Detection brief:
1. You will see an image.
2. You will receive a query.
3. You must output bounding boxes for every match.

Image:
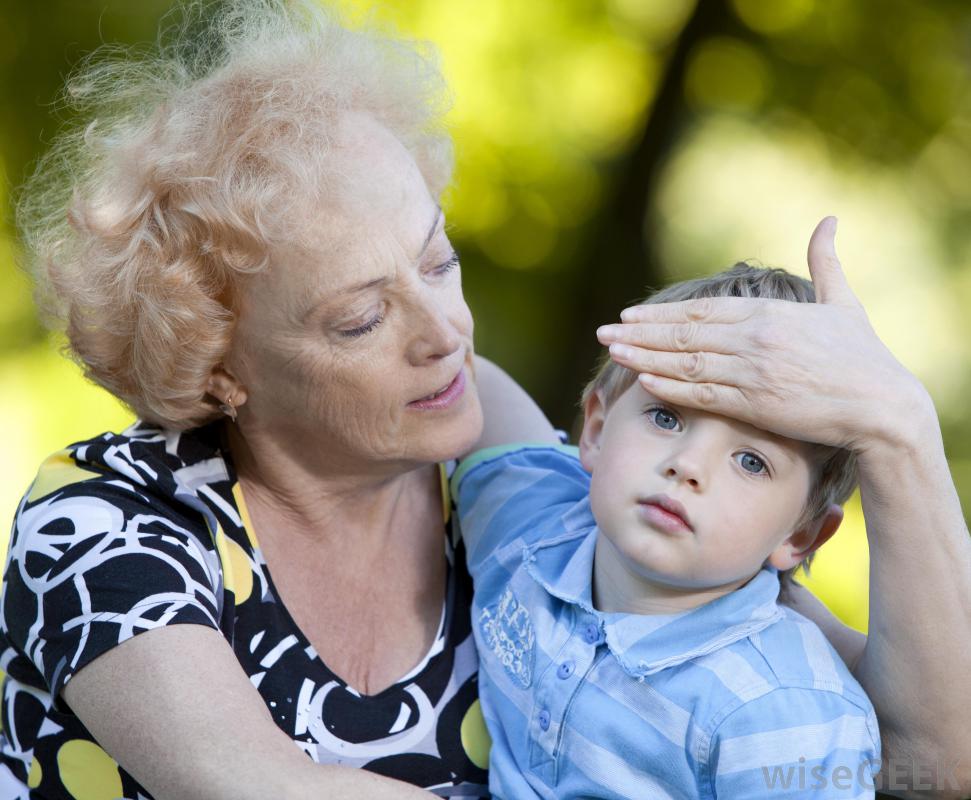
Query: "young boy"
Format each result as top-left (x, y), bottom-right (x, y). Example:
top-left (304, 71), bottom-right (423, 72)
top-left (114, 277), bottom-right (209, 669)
top-left (452, 264), bottom-right (880, 799)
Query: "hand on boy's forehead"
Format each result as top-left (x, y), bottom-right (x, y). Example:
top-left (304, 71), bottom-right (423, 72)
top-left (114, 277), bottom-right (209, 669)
top-left (630, 384), bottom-right (806, 465)
top-left (592, 218), bottom-right (893, 451)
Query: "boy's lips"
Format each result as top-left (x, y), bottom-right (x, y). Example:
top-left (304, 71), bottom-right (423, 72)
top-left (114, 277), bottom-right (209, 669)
top-left (637, 494), bottom-right (693, 532)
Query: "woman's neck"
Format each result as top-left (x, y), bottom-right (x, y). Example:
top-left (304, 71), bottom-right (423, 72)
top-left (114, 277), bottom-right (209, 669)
top-left (223, 420), bottom-right (443, 554)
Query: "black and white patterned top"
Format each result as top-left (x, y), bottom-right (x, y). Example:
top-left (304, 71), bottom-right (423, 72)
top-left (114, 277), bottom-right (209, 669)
top-left (0, 421), bottom-right (490, 799)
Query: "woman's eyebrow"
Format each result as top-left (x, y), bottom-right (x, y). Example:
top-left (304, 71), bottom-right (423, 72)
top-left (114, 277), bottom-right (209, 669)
top-left (335, 206), bottom-right (443, 298)
top-left (301, 207), bottom-right (444, 321)
top-left (412, 206), bottom-right (444, 265)
top-left (334, 275), bottom-right (389, 299)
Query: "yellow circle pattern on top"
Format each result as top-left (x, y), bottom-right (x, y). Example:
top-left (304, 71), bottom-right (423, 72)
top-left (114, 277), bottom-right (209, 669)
top-left (27, 450), bottom-right (102, 504)
top-left (223, 534), bottom-right (254, 605)
top-left (27, 756), bottom-right (42, 789)
top-left (213, 523), bottom-right (254, 606)
top-left (57, 740), bottom-right (123, 800)
top-left (460, 699), bottom-right (492, 770)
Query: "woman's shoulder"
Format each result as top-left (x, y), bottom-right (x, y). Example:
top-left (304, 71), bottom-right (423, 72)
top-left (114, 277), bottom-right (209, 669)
top-left (3, 421), bottom-right (232, 701)
top-left (9, 419), bottom-right (234, 597)
top-left (20, 419), bottom-right (228, 516)
top-left (7, 420), bottom-right (233, 635)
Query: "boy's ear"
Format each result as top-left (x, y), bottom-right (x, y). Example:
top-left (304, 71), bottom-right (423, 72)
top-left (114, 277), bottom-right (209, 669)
top-left (578, 389), bottom-right (607, 473)
top-left (767, 504), bottom-right (844, 571)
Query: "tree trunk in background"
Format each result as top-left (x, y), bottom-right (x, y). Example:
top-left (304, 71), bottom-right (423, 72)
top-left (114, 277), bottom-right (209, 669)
top-left (549, 0), bottom-right (739, 433)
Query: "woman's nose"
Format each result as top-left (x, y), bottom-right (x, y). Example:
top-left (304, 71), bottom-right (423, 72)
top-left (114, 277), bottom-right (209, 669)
top-left (407, 292), bottom-right (463, 364)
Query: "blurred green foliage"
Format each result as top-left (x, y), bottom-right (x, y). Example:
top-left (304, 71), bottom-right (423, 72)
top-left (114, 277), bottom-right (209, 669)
top-left (2, 0), bottom-right (970, 634)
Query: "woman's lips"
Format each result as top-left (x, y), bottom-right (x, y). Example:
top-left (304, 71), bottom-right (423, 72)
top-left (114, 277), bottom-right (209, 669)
top-left (408, 368), bottom-right (466, 410)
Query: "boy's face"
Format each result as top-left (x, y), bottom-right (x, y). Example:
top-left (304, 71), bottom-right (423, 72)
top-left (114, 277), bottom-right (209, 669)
top-left (580, 383), bottom-right (833, 595)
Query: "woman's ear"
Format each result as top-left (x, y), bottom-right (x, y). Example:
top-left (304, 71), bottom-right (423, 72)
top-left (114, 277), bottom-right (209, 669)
top-left (768, 504), bottom-right (844, 571)
top-left (579, 389), bottom-right (607, 473)
top-left (207, 365), bottom-right (248, 410)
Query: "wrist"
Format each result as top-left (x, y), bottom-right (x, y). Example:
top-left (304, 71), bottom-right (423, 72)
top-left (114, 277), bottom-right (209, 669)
top-left (853, 377), bottom-right (954, 520)
top-left (855, 373), bottom-right (936, 466)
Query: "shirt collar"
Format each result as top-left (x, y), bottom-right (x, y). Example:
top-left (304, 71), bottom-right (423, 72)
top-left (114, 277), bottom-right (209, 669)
top-left (523, 504), bottom-right (783, 678)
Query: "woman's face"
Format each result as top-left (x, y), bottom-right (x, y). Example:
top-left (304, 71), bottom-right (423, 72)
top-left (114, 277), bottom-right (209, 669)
top-left (227, 113), bottom-right (482, 473)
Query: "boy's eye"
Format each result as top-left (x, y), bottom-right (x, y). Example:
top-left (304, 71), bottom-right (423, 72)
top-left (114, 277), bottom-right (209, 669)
top-left (737, 452), bottom-right (768, 475)
top-left (646, 407), bottom-right (681, 431)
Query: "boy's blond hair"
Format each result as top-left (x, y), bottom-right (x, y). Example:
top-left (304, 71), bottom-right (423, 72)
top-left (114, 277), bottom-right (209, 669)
top-left (581, 263), bottom-right (858, 584)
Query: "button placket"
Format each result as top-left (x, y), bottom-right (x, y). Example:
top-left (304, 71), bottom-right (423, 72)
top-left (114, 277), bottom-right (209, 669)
top-left (528, 615), bottom-right (603, 776)
top-left (549, 645), bottom-right (607, 785)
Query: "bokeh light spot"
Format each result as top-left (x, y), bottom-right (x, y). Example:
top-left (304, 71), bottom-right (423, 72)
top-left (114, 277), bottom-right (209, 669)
top-left (685, 37), bottom-right (769, 113)
top-left (731, 0), bottom-right (815, 34)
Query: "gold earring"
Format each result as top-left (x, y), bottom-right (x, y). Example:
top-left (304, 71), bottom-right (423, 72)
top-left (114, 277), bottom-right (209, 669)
top-left (219, 395), bottom-right (237, 422)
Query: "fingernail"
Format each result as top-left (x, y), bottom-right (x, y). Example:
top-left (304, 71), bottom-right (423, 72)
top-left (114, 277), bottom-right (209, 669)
top-left (609, 343), bottom-right (632, 360)
top-left (597, 325), bottom-right (619, 341)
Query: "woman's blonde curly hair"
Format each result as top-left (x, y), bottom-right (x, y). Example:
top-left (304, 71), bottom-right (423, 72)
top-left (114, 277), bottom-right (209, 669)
top-left (17, 0), bottom-right (454, 429)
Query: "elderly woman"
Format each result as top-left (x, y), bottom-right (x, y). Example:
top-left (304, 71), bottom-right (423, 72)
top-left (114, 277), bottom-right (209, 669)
top-left (2, 2), bottom-right (968, 799)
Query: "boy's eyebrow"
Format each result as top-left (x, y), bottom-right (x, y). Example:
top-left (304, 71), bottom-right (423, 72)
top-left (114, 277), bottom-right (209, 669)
top-left (757, 431), bottom-right (801, 463)
top-left (636, 384), bottom-right (802, 463)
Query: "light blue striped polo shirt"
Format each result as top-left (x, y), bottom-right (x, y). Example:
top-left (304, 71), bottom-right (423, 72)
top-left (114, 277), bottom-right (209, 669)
top-left (451, 444), bottom-right (880, 799)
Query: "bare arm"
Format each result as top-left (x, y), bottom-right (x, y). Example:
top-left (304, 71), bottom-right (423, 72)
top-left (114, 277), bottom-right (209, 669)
top-left (468, 355), bottom-right (560, 453)
top-left (62, 625), bottom-right (436, 800)
top-left (783, 388), bottom-right (971, 800)
top-left (849, 391), bottom-right (971, 799)
top-left (795, 390), bottom-right (971, 799)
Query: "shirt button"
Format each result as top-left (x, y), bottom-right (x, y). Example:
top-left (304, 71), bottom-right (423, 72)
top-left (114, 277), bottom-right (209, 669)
top-left (557, 660), bottom-right (576, 680)
top-left (538, 709), bottom-right (551, 731)
top-left (583, 622), bottom-right (600, 644)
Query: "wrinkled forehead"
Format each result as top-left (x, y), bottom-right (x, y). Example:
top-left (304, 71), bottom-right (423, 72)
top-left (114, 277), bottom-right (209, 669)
top-left (247, 114), bottom-right (440, 310)
top-left (295, 110), bottom-right (435, 244)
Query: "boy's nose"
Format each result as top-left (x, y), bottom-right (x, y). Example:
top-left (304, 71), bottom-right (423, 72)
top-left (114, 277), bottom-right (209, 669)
top-left (664, 466), bottom-right (700, 489)
top-left (660, 453), bottom-right (705, 490)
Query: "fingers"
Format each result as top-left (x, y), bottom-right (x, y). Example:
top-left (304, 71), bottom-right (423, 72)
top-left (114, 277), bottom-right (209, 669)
top-left (618, 296), bottom-right (756, 324)
top-left (597, 320), bottom-right (744, 355)
top-left (806, 216), bottom-right (862, 308)
top-left (636, 372), bottom-right (751, 421)
top-left (606, 343), bottom-right (742, 385)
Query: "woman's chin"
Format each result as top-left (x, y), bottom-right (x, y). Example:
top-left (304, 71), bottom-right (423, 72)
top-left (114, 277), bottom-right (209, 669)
top-left (410, 390), bottom-right (484, 464)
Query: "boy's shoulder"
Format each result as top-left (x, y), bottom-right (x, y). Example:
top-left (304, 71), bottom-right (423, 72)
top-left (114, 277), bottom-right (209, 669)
top-left (451, 443), bottom-right (592, 569)
top-left (747, 606), bottom-right (867, 700)
top-left (683, 604), bottom-right (876, 737)
top-left (451, 442), bottom-right (585, 497)
top-left (686, 609), bottom-right (880, 794)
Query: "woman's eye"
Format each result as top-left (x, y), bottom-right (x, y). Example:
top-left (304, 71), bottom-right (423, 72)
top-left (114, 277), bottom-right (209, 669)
top-left (737, 452), bottom-right (768, 475)
top-left (435, 252), bottom-right (460, 275)
top-left (339, 313), bottom-right (384, 338)
top-left (646, 407), bottom-right (681, 431)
